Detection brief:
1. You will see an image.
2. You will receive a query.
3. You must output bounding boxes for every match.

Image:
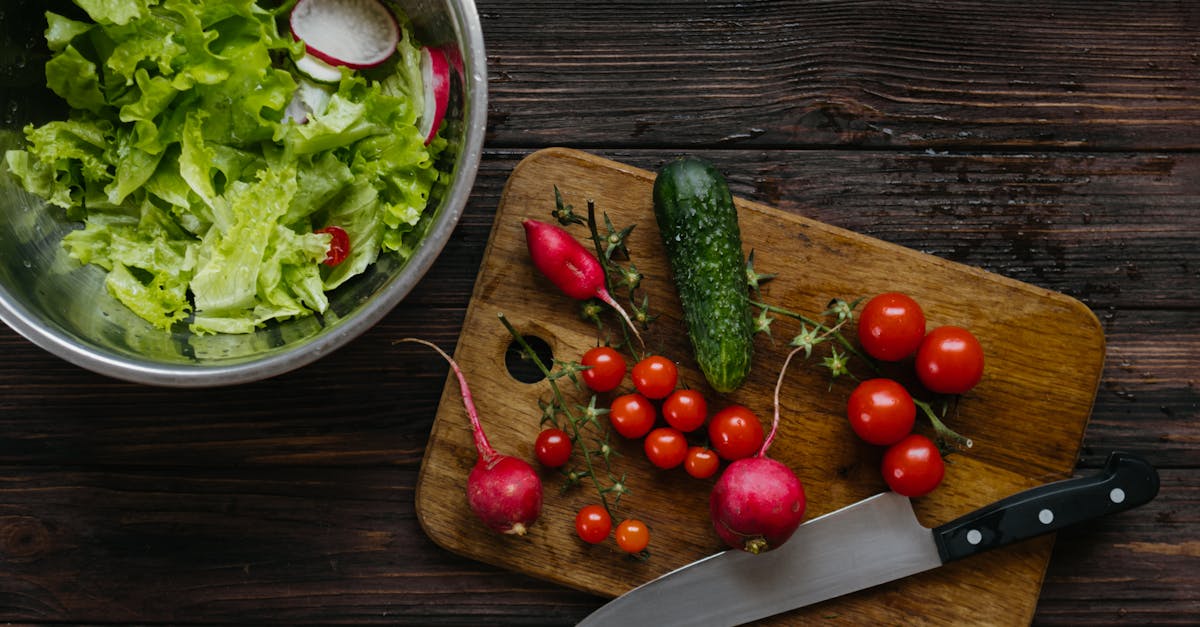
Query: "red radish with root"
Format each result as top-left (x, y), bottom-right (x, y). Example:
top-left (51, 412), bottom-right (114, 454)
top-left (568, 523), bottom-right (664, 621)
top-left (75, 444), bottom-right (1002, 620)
top-left (290, 0), bottom-right (400, 70)
top-left (709, 346), bottom-right (808, 554)
top-left (417, 46), bottom-right (451, 145)
top-left (522, 219), bottom-right (644, 349)
top-left (400, 338), bottom-right (542, 535)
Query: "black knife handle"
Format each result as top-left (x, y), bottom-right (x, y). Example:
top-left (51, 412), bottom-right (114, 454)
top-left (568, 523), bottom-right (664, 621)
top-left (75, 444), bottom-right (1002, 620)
top-left (933, 452), bottom-right (1159, 563)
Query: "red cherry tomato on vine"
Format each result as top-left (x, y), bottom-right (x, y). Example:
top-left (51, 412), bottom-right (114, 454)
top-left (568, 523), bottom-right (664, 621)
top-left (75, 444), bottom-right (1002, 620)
top-left (631, 355), bottom-right (677, 399)
top-left (881, 433), bottom-right (945, 497)
top-left (915, 325), bottom-right (985, 394)
top-left (316, 225), bottom-right (350, 267)
top-left (643, 427), bottom-right (688, 469)
top-left (846, 378), bottom-right (916, 446)
top-left (684, 446), bottom-right (720, 479)
top-left (662, 389), bottom-right (708, 433)
top-left (708, 405), bottom-right (764, 461)
top-left (534, 428), bottom-right (572, 468)
top-left (581, 346), bottom-right (626, 393)
top-left (857, 292), bottom-right (926, 361)
top-left (575, 504), bottom-right (612, 544)
top-left (609, 393), bottom-right (656, 439)
top-left (615, 518), bottom-right (650, 553)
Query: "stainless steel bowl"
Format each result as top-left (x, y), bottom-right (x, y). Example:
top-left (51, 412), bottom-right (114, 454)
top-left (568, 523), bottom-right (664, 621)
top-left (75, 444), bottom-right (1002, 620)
top-left (0, 0), bottom-right (486, 386)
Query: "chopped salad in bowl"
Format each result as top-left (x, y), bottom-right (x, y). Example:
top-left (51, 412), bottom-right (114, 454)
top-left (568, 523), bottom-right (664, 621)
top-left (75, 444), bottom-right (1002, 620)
top-left (6, 0), bottom-right (454, 335)
top-left (0, 0), bottom-right (485, 385)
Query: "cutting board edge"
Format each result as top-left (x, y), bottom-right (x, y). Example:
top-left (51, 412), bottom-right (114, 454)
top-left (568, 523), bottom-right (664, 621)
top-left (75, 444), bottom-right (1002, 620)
top-left (413, 147), bottom-right (1107, 622)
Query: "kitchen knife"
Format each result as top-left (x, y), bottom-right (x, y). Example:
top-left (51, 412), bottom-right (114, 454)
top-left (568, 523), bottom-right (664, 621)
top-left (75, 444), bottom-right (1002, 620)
top-left (578, 451), bottom-right (1158, 627)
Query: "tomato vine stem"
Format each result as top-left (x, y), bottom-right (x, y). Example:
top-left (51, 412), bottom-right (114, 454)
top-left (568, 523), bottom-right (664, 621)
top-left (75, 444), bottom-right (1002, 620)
top-left (498, 312), bottom-right (626, 517)
top-left (913, 397), bottom-right (974, 453)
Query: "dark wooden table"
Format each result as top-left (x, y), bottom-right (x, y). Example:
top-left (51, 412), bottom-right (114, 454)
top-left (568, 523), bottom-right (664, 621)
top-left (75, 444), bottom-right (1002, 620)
top-left (1, 1), bottom-right (1196, 624)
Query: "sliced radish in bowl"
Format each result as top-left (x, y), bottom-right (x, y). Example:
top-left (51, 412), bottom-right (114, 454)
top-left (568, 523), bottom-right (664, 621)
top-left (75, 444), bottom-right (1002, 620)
top-left (290, 0), bottom-right (400, 69)
top-left (293, 54), bottom-right (344, 84)
top-left (418, 46), bottom-right (451, 145)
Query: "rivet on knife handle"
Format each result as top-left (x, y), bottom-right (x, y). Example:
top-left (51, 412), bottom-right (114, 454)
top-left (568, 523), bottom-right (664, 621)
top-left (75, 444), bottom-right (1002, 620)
top-left (933, 452), bottom-right (1160, 563)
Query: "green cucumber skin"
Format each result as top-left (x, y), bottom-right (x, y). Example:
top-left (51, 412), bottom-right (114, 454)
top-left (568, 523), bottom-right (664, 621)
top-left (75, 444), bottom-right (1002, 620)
top-left (653, 157), bottom-right (753, 394)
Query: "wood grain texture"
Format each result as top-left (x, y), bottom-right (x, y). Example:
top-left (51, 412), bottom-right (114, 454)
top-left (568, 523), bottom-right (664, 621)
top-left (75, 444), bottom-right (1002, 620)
top-left (481, 1), bottom-right (1200, 150)
top-left (415, 148), bottom-right (1102, 624)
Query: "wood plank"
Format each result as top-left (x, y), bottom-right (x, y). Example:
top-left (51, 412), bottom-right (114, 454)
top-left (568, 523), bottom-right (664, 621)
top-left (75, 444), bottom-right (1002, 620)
top-left (415, 148), bottom-right (1105, 624)
top-left (0, 466), bottom-right (1189, 624)
top-left (479, 1), bottom-right (1200, 150)
top-left (1036, 469), bottom-right (1200, 625)
top-left (0, 466), bottom-right (595, 624)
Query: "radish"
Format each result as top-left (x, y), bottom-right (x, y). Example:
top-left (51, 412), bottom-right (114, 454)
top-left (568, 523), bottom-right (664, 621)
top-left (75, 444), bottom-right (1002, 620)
top-left (709, 346), bottom-right (808, 554)
top-left (417, 46), bottom-right (451, 145)
top-left (293, 54), bottom-right (344, 84)
top-left (290, 0), bottom-right (400, 69)
top-left (401, 338), bottom-right (543, 536)
top-left (522, 219), bottom-right (644, 349)
top-left (440, 44), bottom-right (465, 78)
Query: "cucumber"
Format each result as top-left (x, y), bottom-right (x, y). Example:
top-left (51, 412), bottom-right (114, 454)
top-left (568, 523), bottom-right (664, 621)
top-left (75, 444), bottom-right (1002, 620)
top-left (652, 157), bottom-right (753, 393)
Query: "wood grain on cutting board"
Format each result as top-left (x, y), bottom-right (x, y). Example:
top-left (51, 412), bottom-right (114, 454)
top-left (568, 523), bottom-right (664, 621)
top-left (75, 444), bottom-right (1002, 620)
top-left (415, 148), bottom-right (1104, 625)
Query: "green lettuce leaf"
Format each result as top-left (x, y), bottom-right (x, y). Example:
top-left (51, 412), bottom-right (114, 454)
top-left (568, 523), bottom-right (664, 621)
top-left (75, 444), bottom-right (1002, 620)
top-left (6, 0), bottom-right (447, 335)
top-left (45, 12), bottom-right (93, 52)
top-left (75, 0), bottom-right (149, 26)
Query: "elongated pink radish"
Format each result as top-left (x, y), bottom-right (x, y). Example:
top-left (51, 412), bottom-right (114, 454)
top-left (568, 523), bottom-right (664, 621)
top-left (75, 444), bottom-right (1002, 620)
top-left (401, 338), bottom-right (543, 536)
top-left (418, 46), bottom-right (451, 145)
top-left (522, 219), bottom-right (644, 350)
top-left (290, 0), bottom-right (400, 69)
top-left (710, 346), bottom-right (807, 553)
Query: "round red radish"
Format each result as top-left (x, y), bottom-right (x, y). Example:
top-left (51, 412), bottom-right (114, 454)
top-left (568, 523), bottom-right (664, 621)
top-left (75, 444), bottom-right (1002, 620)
top-left (710, 457), bottom-right (805, 554)
top-left (709, 346), bottom-right (808, 553)
top-left (418, 46), bottom-right (451, 145)
top-left (468, 455), bottom-right (543, 535)
top-left (290, 0), bottom-right (400, 69)
top-left (401, 338), bottom-right (542, 536)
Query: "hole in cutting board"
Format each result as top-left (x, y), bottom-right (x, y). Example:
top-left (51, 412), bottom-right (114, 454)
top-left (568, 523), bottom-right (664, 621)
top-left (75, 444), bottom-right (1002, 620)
top-left (505, 335), bottom-right (552, 383)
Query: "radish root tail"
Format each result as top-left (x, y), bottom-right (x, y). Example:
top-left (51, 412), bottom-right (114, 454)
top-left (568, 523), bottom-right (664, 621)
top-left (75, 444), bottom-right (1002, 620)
top-left (763, 344), bottom-right (806, 456)
top-left (397, 337), bottom-right (497, 461)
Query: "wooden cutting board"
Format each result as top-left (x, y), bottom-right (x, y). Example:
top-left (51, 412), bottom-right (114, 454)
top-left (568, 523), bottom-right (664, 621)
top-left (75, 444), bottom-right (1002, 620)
top-left (414, 148), bottom-right (1104, 624)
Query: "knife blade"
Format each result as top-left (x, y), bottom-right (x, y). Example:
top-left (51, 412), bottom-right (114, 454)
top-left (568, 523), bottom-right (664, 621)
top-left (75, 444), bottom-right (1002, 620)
top-left (578, 452), bottom-right (1158, 627)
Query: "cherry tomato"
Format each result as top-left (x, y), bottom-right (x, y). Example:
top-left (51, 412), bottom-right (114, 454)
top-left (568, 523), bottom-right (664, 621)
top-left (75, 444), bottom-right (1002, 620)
top-left (581, 346), bottom-right (626, 393)
top-left (708, 405), bottom-right (765, 461)
top-left (316, 225), bottom-right (350, 267)
top-left (534, 428), bottom-right (572, 468)
top-left (643, 427), bottom-right (688, 469)
top-left (614, 518), bottom-right (650, 553)
top-left (631, 355), bottom-right (678, 400)
top-left (575, 504), bottom-right (612, 544)
top-left (881, 433), bottom-right (945, 497)
top-left (662, 389), bottom-right (708, 433)
top-left (609, 393), bottom-right (656, 439)
top-left (846, 378), bottom-right (916, 446)
top-left (915, 325), bottom-right (985, 394)
top-left (684, 446), bottom-right (720, 479)
top-left (857, 292), bottom-right (926, 361)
